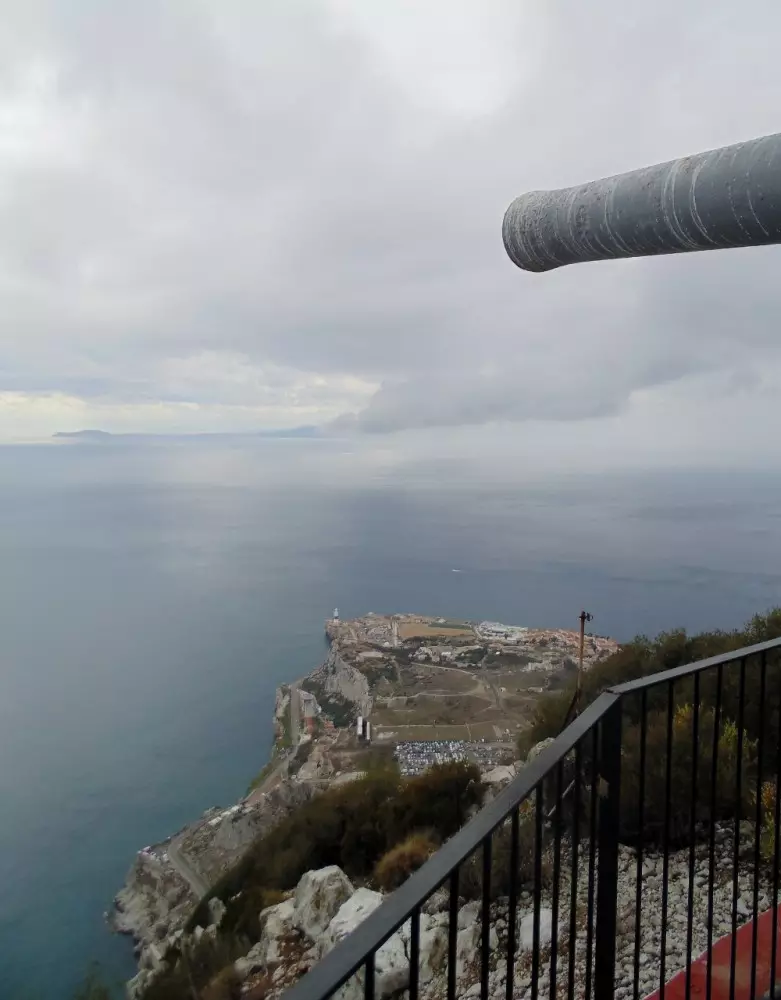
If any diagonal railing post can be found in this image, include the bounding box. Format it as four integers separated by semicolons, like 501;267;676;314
594;695;622;998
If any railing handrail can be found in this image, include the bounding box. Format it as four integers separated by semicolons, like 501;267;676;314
282;638;781;1000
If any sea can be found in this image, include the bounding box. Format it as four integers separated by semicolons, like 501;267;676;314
2;439;781;999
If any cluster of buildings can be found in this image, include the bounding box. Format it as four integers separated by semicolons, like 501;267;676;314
412;644;458;664
393;740;508;777
475;621;530;643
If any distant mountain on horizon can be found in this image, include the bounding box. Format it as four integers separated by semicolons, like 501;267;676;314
53;426;322;442
53;429;115;441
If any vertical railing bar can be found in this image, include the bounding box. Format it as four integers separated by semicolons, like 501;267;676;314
448;867;459;1000
594;697;622;999
550;760;563;1000
531;783;544;1000
750;653;767;1000
364;952;375;1000
585;725;599;1000
685;672;701;998
633;689;648;1000
410;905;420;1000
506;807;520;1000
771;662;781;998
660;679;675;1000
706;662;723;1000
481;837;492;1000
729;657;747;1000
568;742;582;1000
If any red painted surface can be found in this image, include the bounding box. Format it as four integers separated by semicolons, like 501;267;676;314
645;907;780;999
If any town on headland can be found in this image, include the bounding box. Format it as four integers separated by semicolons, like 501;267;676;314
274;611;616;778
111;611;618;996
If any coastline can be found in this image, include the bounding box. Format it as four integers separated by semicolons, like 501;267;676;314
111;613;616;996
109;634;344;994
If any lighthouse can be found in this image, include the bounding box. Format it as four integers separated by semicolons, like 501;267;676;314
333;607;340;622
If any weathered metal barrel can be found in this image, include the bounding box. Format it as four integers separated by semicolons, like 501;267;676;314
502;132;781;272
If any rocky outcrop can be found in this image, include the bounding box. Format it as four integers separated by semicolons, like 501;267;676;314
525;737;555;763
481;764;519;802
111;778;323;975
294;866;355;940
112;852;196;949
306;645;372;717
181;779;319;885
274;686;291;737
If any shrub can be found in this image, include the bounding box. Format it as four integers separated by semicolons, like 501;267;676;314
202;965;243;1000
619;705;756;843
516;610;781;850
374;831;439;890
143;933;250;1000
190;762;484;938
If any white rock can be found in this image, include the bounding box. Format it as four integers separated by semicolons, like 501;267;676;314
322;890;448;1000
419;915;449;984
483;765;516;786
423;888;449;915
294;866;355;940
456;903;498;981
324;888;385;952
518;908;552;952
234;956;253;980
254;897;297;965
207;897;226;928
525;738;555;764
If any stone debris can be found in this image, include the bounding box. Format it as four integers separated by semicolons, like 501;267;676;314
208;823;774;1000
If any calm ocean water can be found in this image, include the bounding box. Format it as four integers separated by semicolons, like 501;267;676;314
2;441;781;998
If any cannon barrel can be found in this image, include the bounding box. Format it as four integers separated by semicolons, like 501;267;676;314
502;133;781;273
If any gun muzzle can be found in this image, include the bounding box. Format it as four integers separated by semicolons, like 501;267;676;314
503;133;781;273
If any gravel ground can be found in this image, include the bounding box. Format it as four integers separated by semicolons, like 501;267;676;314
422;823;776;1000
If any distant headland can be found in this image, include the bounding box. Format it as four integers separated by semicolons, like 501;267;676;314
53;426;321;442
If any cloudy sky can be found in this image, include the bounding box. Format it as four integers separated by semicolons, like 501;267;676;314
2;0;781;460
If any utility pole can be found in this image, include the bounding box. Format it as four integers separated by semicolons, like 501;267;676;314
577;610;594;703
559;609;595;734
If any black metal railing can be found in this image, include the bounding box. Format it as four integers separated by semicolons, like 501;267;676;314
283;638;781;1000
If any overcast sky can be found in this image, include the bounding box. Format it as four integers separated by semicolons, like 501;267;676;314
2;1;781;463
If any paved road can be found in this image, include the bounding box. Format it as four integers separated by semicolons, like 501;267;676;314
168;833;210;899
289;681;301;746
246;683;301;806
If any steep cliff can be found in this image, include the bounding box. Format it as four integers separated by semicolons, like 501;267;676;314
300;644;371;722
112;778;324;983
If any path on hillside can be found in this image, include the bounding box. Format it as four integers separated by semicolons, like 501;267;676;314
246;682;301;805
289;681;301;746
168;833;210;899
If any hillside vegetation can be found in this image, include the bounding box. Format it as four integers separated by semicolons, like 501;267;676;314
519;609;781;843
191;761;483;939
126;763;483;1000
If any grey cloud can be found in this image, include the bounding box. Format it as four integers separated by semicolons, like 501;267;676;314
2;0;781;439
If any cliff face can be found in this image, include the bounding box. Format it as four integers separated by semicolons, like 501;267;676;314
274;685;291;726
113;853;196;949
179;780;319;885
112;778;324;991
304;644;371;717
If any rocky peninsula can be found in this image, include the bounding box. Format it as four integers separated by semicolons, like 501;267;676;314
110;613;618;997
